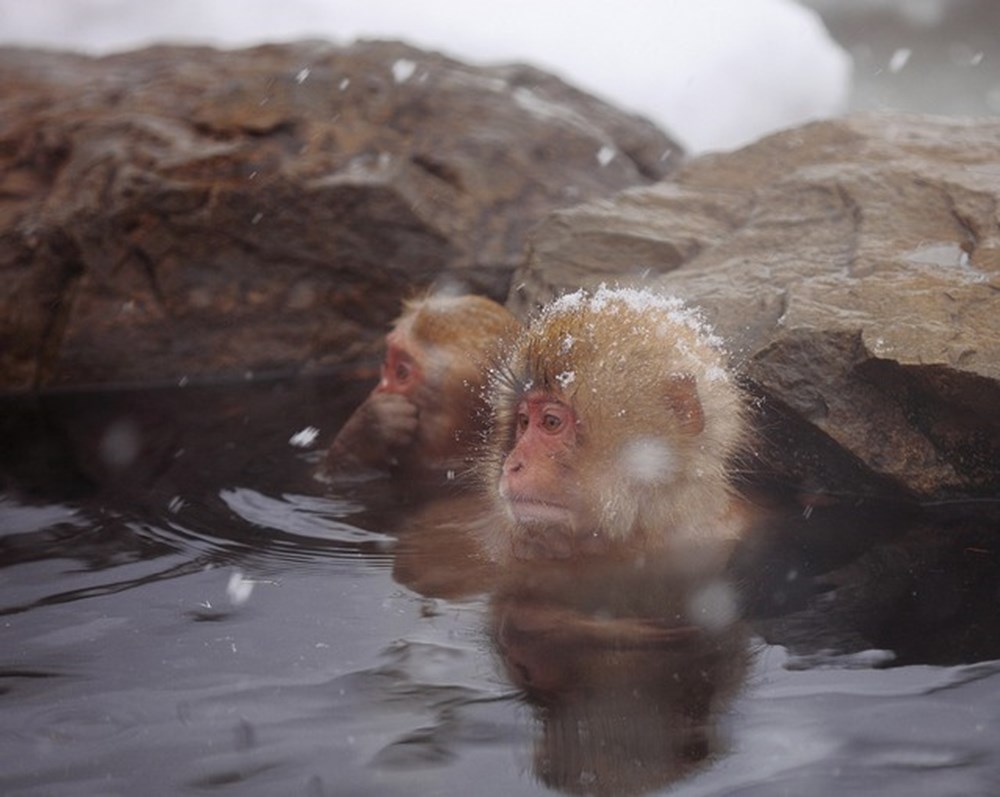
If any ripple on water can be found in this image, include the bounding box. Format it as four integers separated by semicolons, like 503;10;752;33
172;620;515;788
123;487;399;572
218;487;397;568
221;488;393;543
754;646;1000;699
0;496;87;537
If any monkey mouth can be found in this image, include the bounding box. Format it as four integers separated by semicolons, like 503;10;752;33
505;497;574;526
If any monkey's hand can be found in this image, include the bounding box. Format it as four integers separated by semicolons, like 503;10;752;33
323;392;419;472
364;392;420;452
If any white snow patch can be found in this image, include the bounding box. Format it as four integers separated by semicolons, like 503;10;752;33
289;426;320;448
889;48;911;73
620;437;676;484
546;285;723;347
226;569;254;606
704;364;730;383
596;145;616;166
391;58;416;83
555;370;575;388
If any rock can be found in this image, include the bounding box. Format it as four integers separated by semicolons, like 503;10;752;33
0;41;679;390
510;114;1000;498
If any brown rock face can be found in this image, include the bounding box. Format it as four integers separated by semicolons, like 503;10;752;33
0;41;679;390
510;114;1000;498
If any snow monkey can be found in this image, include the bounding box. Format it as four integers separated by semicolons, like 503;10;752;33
322;293;519;479
482;286;748;564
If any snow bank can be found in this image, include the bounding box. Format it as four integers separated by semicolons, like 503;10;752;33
0;0;850;153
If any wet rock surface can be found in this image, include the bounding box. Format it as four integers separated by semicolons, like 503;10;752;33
0;40;679;389
511;114;1000;498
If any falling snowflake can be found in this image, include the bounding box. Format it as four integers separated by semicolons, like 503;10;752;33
289;426;320;448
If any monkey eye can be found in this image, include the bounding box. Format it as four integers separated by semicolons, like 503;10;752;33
515;412;530;435
541;413;563;433
394;360;413;382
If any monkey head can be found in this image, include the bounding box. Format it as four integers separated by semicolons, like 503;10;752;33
484;286;747;561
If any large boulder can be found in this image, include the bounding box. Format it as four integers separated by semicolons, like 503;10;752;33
510;114;1000;498
0;41;679;390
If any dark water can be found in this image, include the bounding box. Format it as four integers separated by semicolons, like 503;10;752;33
2;378;999;796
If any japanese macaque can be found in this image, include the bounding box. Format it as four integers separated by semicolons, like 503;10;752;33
321;293;519;480
482;286;748;564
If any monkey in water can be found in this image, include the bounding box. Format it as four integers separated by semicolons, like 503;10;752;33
321;293;519;481
481;286;748;565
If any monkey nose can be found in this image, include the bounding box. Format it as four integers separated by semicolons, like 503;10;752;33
503;456;524;476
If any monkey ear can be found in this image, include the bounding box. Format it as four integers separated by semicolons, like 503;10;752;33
664;374;705;435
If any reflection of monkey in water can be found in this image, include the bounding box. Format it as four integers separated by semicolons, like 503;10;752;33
481;286;749;566
321;293;519;481
491;556;749;796
390;512;751;794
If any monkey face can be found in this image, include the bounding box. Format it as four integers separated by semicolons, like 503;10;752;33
498;391;582;526
495;389;635;560
483;286;748;562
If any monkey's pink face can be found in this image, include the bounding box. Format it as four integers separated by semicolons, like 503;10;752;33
498;391;583;529
376;331;423;397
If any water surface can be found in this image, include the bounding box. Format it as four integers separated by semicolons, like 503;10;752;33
2;378;998;796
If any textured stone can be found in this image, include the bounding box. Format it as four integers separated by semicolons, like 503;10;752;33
0;41;679;389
